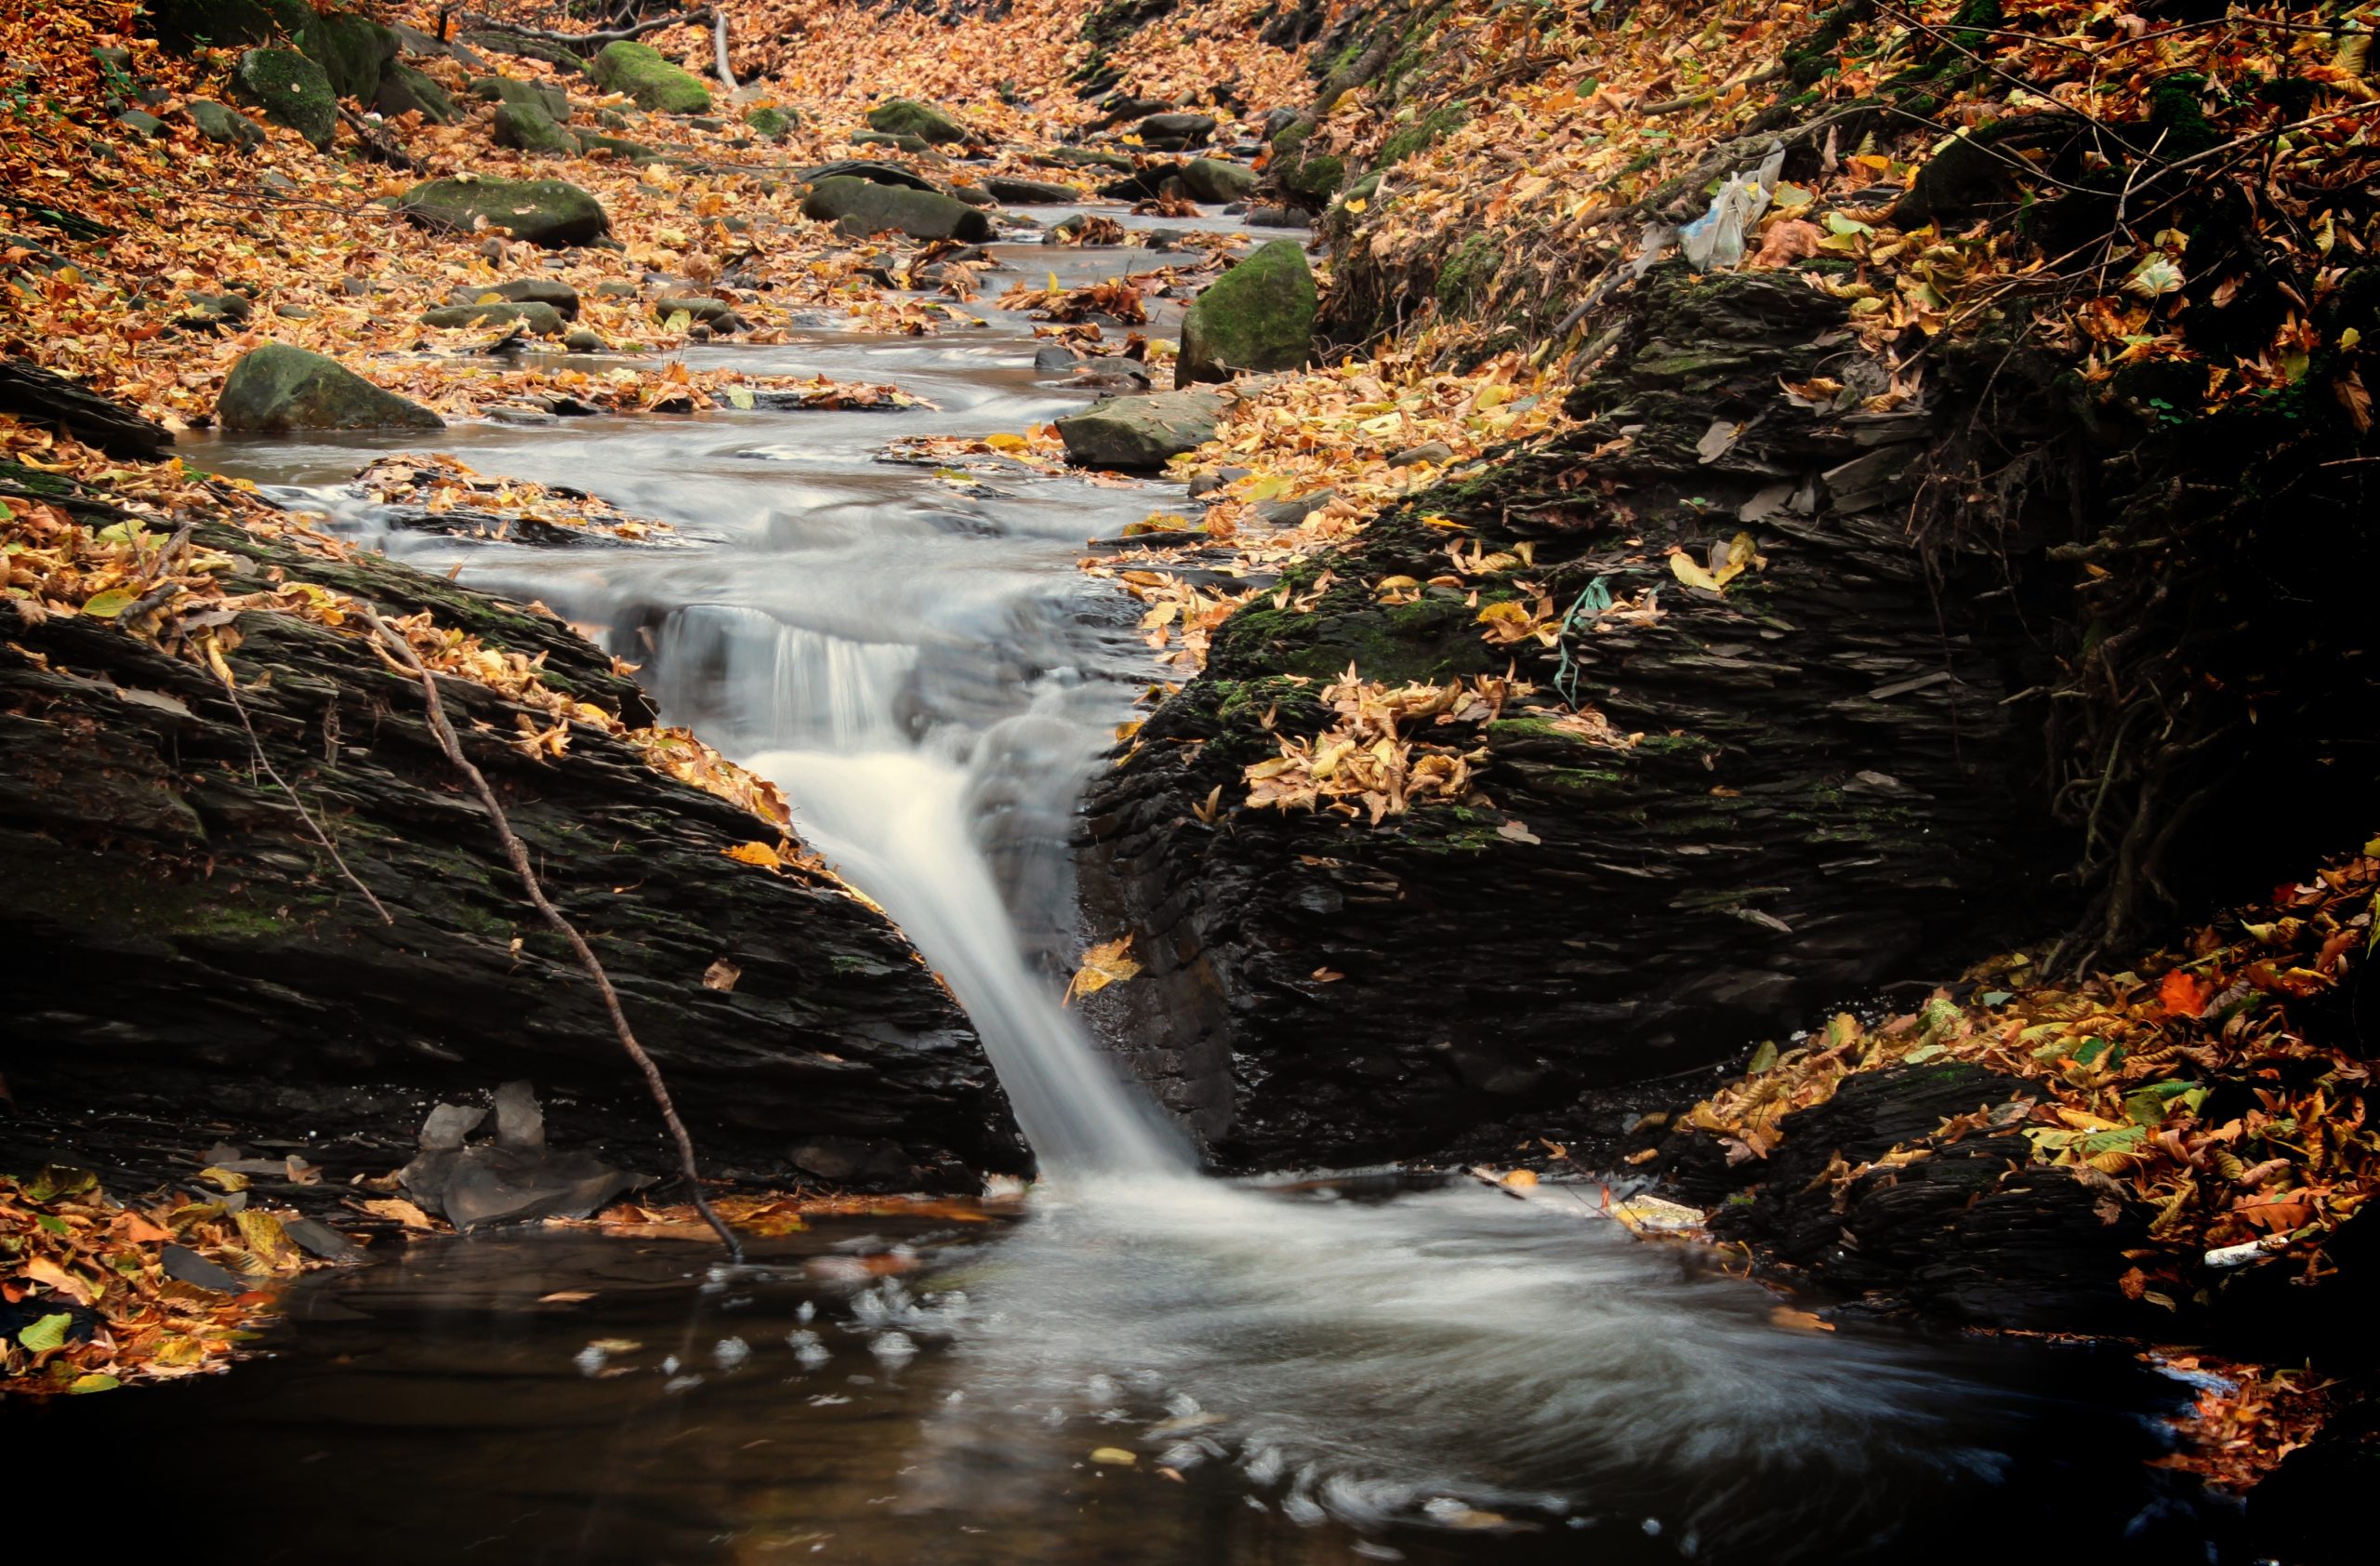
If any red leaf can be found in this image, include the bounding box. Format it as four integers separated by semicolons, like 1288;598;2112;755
2159;969;2213;1018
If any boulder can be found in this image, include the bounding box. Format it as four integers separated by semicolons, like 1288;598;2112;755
395;177;610;247
1055;388;1226;470
446;278;580;318
469;74;570;120
654;297;747;330
588;40;709;115
493;101;579;156
853;130;932;154
419;300;567;336
797;160;940;192
800;177;993;244
1044;146;1136;173
293;8;396;101
116;110;168;137
1176;238;1316;386
216;344;443;433
1137;111;1216;150
231;46;337;150
1181;156;1256;203
577;131;665;165
985;176;1082;205
744;105;795;140
375;63;456;124
865;98;971;146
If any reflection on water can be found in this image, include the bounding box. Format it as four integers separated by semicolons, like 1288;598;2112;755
132;214;2236;1563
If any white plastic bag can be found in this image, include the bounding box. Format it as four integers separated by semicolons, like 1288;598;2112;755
1679;144;1788;272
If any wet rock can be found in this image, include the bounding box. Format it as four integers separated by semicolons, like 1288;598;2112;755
1181;156;1256;203
1034;344;1085;375
116;109;167;137
800;177;993;244
159;1243;251;1294
217;343;443;432
865;97;972;146
231;46;337;150
1244;204;1307;228
653;296;746;329
562;327;605;352
1176;238;1316;386
1187;467;1250;498
588;40;710;114
985;176;1083;205
797;159;940;193
420;300;567;336
949;184;997;208
419;1102;487;1150
1137;111;1216;151
789;1135;920;1186
493;100;579;156
283;1216;366;1262
1056;388;1226;471
1251;487;1333;526
446;277;580;318
185;99;267;149
396;176;609;247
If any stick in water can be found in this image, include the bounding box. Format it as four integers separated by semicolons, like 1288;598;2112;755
362;609;742;1261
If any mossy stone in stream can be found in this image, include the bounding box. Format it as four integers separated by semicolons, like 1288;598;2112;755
217;343;443;432
799;177;993;243
375;62;456;125
231;46;337;150
865;98;972;146
985;176;1083;205
1054;388;1226;470
588;40;710;115
293;8;396;101
494;101;580;156
446;277;581;318
419;300;567;335
1181;157;1256;203
1176;238;1316;386
395;176;610;247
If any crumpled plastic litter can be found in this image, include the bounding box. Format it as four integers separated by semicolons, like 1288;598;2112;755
1680;143;1789;272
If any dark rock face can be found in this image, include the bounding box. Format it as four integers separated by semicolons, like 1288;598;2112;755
1079;270;2070;1168
800;178;993;244
0;492;1021;1189
231;46;337;150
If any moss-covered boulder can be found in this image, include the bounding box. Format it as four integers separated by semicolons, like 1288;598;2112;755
447;278;581;319
469;74;571;120
231;46;337;150
1055;388;1226;470
494;101;579;156
216;344;443;433
419;300;567;336
865;98;972;146
799;177;993;243
1279;151;1346;205
588;40;710;114
1176;238;1316;386
293;8;395;101
744;105;796;140
376;62;456;124
394;176;610;247
1181;157;1257;203
184;99;265;150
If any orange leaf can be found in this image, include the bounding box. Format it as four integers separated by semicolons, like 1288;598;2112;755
2159;969;2213;1018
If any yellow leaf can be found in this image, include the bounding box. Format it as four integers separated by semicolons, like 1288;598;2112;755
359;1198;438;1231
1064;936;1141;1004
724;841;784;871
81;589;136;617
1091;1447;1138;1465
985;431;1027;452
1669;550;1724;591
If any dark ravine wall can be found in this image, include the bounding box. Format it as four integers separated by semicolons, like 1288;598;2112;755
1080;270;2078;1168
0;475;1023;1191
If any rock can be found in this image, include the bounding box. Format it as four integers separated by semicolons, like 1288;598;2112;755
653;297;745;329
1245;204;1307;228
743;105;795;139
177;290;253;331
865;97;972;146
396;176;609;247
948;184;997;208
588;40;710;115
1034;344;1085;374
281;1216;365;1262
185;99;267;149
1137;111;1216;150
231;46;337;151
446;278;580;318
562;326;605;352
419;1101;487;1149
1046;212;1121;246
0;496;1018;1189
400;1092;637;1231
469;74;570;120
1055;388;1227;471
797;159;940;192
293;7;396;101
492;1080;544;1147
462;28;582;72
1186;467;1250;498
1181;156;1256;203
493;100;579;156
800;177;993;244
789;1135;919;1185
577;132;664;165
985;176;1082;205
419;300;567;336
1044;146;1136;173
216;343;443;432
852;130;933;154
1176;238;1316;386
1388;439;1454;468
116;110;167;137
1252;487;1334;526
1261;106;1299;139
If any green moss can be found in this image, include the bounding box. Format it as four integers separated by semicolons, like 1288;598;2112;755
588;40;709;114
1281;153;1345;202
231;46;336;149
1434;232;1500;313
1376;105;1465;170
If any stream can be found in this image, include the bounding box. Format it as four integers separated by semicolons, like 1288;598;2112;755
33;216;2236;1561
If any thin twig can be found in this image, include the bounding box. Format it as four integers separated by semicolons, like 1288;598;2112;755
220;681;394;926
362;608;743;1262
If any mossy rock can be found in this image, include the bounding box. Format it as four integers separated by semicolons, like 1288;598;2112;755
395;176;610;247
216;343;443;433
419;300;567;336
1181;157;1256;203
865;98;972;146
1434;232;1500;313
293;8;395;101
376;62;456;125
1054;388;1226;470
493;101;579;156
853;130;934;153
578;131;665;165
231;46;336;150
1176;238;1316;386
184;99;265;149
1279;151;1345;205
469;75;571;119
589;40;710;115
743;105;796;140
798;177;993;243
1376;104;1466;169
